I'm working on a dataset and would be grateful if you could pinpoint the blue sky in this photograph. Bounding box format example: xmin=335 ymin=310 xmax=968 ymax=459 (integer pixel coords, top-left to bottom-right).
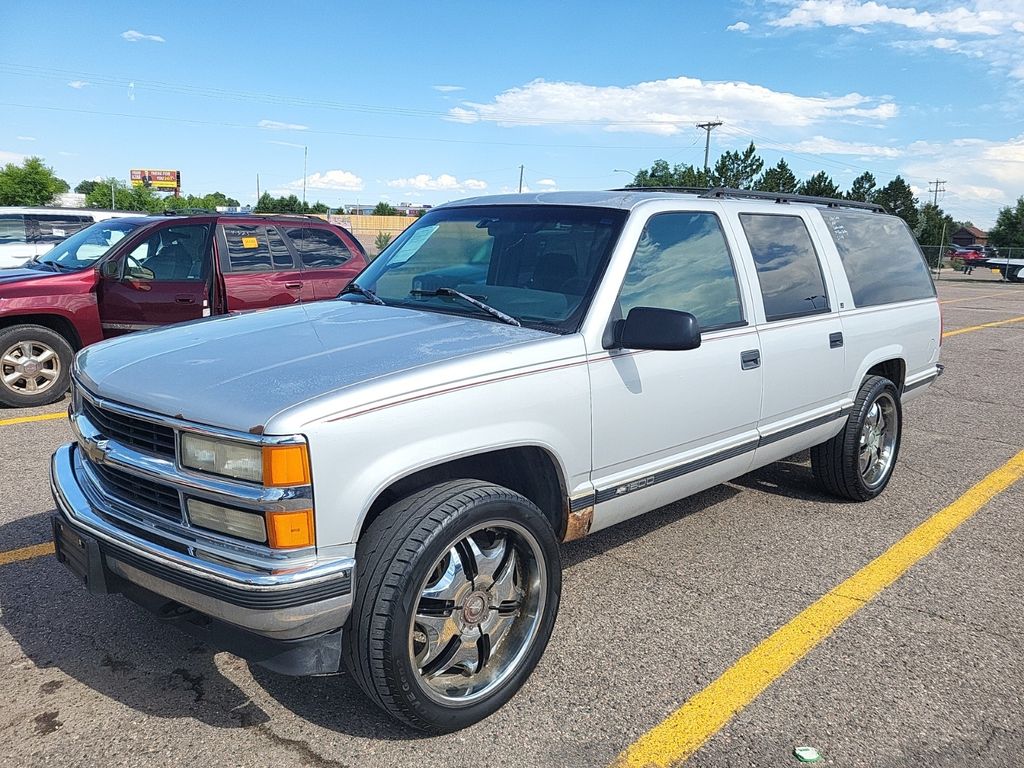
xmin=2 ymin=0 xmax=1023 ymax=226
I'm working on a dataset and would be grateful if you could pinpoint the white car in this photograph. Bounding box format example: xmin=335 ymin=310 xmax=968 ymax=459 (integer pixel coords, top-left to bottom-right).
xmin=0 ymin=207 xmax=129 ymax=268
xmin=51 ymin=189 xmax=942 ymax=732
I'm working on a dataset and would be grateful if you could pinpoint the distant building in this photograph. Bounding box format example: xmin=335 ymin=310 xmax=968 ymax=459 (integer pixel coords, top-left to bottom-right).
xmin=54 ymin=192 xmax=87 ymax=208
xmin=951 ymin=226 xmax=987 ymax=247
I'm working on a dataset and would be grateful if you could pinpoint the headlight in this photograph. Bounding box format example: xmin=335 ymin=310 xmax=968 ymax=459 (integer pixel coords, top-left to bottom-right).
xmin=187 ymin=498 xmax=267 ymax=543
xmin=180 ymin=434 xmax=311 ymax=487
xmin=181 ymin=434 xmax=262 ymax=482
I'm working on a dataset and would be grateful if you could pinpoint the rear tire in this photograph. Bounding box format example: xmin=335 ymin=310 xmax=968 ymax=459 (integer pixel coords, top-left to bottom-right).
xmin=342 ymin=479 xmax=561 ymax=732
xmin=811 ymin=375 xmax=902 ymax=501
xmin=0 ymin=325 xmax=74 ymax=408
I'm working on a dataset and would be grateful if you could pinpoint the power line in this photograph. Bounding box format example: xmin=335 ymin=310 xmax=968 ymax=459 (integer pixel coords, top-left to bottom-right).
xmin=929 ymin=179 xmax=947 ymax=206
xmin=696 ymin=121 xmax=723 ymax=173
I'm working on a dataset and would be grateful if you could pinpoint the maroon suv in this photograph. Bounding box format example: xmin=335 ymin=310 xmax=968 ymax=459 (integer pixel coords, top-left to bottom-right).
xmin=0 ymin=213 xmax=367 ymax=407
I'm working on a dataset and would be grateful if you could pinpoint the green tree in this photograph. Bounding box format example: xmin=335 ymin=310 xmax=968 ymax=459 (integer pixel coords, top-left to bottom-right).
xmin=308 ymin=201 xmax=329 ymax=214
xmin=84 ymin=178 xmax=163 ymax=212
xmin=916 ymin=203 xmax=955 ymax=248
xmin=0 ymin=156 xmax=70 ymax=206
xmin=374 ymin=231 xmax=393 ymax=251
xmin=372 ymin=201 xmax=398 ymax=216
xmin=874 ymin=175 xmax=919 ymax=230
xmin=797 ymin=171 xmax=841 ymax=198
xmin=987 ymin=197 xmax=1024 ymax=249
xmin=846 ymin=171 xmax=877 ymax=202
xmin=753 ymin=158 xmax=798 ymax=193
xmin=74 ymin=179 xmax=100 ymax=195
xmin=709 ymin=142 xmax=763 ymax=189
xmin=255 ymin=193 xmax=309 ymax=213
xmin=626 ymin=160 xmax=709 ymax=188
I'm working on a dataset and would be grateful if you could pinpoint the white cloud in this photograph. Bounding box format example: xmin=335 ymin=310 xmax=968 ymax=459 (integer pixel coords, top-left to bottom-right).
xmin=790 ymin=135 xmax=902 ymax=157
xmin=432 ymin=85 xmax=465 ymax=92
xmin=258 ymin=119 xmax=309 ymax=131
xmin=16 ymin=136 xmax=35 ymax=142
xmin=67 ymin=80 xmax=88 ymax=89
xmin=899 ymin=133 xmax=1024 ymax=226
xmin=727 ymin=21 xmax=751 ymax=32
xmin=536 ymin=178 xmax=557 ymax=187
xmin=267 ymin=139 xmax=307 ymax=148
xmin=387 ymin=174 xmax=487 ymax=191
xmin=448 ymin=76 xmax=898 ymax=135
xmin=770 ymin=1 xmax=1011 ymax=36
xmin=285 ymin=170 xmax=364 ymax=192
xmin=0 ymin=150 xmax=27 ymax=164
xmin=121 ymin=29 xmax=165 ymax=43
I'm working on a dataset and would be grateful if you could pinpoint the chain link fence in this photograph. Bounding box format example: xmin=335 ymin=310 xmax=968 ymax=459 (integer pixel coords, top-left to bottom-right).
xmin=919 ymin=245 xmax=1024 ymax=282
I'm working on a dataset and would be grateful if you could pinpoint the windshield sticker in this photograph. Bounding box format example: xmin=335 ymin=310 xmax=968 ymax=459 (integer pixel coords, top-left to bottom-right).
xmin=241 ymin=236 xmax=259 ymax=249
xmin=389 ymin=224 xmax=438 ymax=264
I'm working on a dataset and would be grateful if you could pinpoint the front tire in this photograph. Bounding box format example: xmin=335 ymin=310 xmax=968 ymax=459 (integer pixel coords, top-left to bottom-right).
xmin=811 ymin=375 xmax=902 ymax=501
xmin=343 ymin=480 xmax=561 ymax=732
xmin=0 ymin=325 xmax=74 ymax=408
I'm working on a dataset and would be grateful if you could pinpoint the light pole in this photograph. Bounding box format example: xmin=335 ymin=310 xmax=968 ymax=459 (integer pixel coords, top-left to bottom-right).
xmin=613 ymin=169 xmax=634 ymax=186
xmin=110 ymin=179 xmax=116 ymax=210
xmin=302 ymin=146 xmax=308 ymax=207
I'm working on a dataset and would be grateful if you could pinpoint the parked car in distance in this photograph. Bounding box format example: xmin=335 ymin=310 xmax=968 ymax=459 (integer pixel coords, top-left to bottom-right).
xmin=0 ymin=207 xmax=132 ymax=269
xmin=51 ymin=189 xmax=942 ymax=732
xmin=0 ymin=213 xmax=366 ymax=407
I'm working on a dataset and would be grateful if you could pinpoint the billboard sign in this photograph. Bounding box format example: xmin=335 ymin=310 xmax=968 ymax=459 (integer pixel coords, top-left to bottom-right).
xmin=130 ymin=169 xmax=180 ymax=190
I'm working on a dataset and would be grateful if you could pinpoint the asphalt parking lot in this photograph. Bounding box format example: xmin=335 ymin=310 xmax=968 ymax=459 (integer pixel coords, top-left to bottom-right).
xmin=1 ymin=277 xmax=1021 ymax=768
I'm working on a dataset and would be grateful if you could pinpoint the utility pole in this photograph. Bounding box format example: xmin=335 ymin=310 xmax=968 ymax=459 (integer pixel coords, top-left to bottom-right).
xmin=302 ymin=146 xmax=308 ymax=207
xmin=928 ymin=179 xmax=946 ymax=207
xmin=518 ymin=165 xmax=524 ymax=194
xmin=110 ymin=179 xmax=115 ymax=210
xmin=256 ymin=173 xmax=260 ymax=203
xmin=696 ymin=121 xmax=723 ymax=174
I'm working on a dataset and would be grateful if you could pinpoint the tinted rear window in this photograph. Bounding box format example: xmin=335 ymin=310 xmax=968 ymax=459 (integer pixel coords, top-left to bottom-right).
xmin=740 ymin=213 xmax=830 ymax=321
xmin=0 ymin=214 xmax=26 ymax=245
xmin=223 ymin=225 xmax=293 ymax=272
xmin=285 ymin=227 xmax=354 ymax=268
xmin=822 ymin=211 xmax=936 ymax=307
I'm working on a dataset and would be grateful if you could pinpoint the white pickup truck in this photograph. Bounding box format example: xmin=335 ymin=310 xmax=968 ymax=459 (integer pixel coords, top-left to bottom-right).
xmin=50 ymin=189 xmax=942 ymax=732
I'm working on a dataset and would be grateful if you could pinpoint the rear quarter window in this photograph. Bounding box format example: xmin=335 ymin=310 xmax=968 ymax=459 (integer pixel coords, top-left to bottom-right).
xmin=822 ymin=210 xmax=936 ymax=307
xmin=222 ymin=225 xmax=294 ymax=272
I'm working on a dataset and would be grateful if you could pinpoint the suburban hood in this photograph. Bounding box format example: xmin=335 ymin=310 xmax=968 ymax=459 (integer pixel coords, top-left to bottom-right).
xmin=75 ymin=301 xmax=551 ymax=432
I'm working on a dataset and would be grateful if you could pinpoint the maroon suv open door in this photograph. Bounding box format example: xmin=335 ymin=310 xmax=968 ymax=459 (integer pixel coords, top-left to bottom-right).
xmin=97 ymin=221 xmax=214 ymax=337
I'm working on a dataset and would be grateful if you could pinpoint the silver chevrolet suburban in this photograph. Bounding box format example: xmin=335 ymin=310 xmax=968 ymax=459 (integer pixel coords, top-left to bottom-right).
xmin=51 ymin=189 xmax=942 ymax=731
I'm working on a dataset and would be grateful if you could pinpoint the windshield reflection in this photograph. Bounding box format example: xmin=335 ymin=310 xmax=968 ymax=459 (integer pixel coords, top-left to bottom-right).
xmin=31 ymin=218 xmax=148 ymax=271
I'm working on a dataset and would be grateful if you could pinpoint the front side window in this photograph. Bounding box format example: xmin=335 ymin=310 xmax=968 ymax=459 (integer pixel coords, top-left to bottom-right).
xmin=286 ymin=227 xmax=354 ymax=268
xmin=0 ymin=214 xmax=26 ymax=245
xmin=740 ymin=213 xmax=830 ymax=321
xmin=123 ymin=224 xmax=210 ymax=281
xmin=222 ymin=225 xmax=293 ymax=272
xmin=29 ymin=215 xmax=93 ymax=245
xmin=351 ymin=205 xmax=627 ymax=333
xmin=822 ymin=210 xmax=935 ymax=307
xmin=618 ymin=212 xmax=744 ymax=331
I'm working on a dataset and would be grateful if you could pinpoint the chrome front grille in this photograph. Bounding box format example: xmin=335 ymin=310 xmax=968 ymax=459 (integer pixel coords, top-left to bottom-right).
xmin=82 ymin=399 xmax=176 ymax=458
xmin=89 ymin=461 xmax=183 ymax=522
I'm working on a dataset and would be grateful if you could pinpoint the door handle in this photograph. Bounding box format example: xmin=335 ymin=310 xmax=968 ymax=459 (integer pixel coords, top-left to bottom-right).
xmin=740 ymin=349 xmax=761 ymax=370
xmin=175 ymin=295 xmax=196 ymax=305
xmin=284 ymin=282 xmax=303 ymax=290
xmin=829 ymin=331 xmax=844 ymax=348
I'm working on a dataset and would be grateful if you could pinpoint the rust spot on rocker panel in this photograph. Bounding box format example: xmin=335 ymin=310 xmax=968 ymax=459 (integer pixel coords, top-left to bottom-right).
xmin=563 ymin=505 xmax=593 ymax=542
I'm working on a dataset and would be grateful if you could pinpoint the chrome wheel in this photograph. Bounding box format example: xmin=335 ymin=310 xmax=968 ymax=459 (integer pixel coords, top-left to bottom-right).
xmin=409 ymin=522 xmax=546 ymax=705
xmin=859 ymin=392 xmax=898 ymax=487
xmin=1 ymin=340 xmax=61 ymax=396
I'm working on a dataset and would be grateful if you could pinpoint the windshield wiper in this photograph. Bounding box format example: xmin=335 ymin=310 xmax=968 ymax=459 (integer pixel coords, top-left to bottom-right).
xmin=340 ymin=282 xmax=386 ymax=305
xmin=410 ymin=287 xmax=521 ymax=327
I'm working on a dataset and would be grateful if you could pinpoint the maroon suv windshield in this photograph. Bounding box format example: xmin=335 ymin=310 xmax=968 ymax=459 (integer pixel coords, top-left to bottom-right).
xmin=31 ymin=218 xmax=148 ymax=272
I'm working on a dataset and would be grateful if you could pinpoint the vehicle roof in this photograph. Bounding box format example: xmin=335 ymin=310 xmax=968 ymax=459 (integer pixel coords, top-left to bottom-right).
xmin=438 ymin=188 xmax=885 ymax=214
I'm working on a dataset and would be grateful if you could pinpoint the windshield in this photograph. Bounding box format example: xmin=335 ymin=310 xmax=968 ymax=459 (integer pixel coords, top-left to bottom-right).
xmin=346 ymin=205 xmax=627 ymax=333
xmin=33 ymin=218 xmax=149 ymax=271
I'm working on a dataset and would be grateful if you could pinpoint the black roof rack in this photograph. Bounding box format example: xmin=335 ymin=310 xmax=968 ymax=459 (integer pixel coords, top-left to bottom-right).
xmin=244 ymin=213 xmax=326 ymax=220
xmin=610 ymin=186 xmax=886 ymax=213
xmin=161 ymin=208 xmax=214 ymax=216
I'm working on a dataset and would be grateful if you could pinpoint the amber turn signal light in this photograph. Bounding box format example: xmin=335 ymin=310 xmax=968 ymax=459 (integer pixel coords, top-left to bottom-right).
xmin=266 ymin=509 xmax=315 ymax=549
xmin=262 ymin=444 xmax=311 ymax=487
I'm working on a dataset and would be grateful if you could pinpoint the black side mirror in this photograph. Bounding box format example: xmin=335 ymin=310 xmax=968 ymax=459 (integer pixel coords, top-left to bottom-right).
xmin=607 ymin=307 xmax=701 ymax=351
xmin=99 ymin=260 xmax=121 ymax=280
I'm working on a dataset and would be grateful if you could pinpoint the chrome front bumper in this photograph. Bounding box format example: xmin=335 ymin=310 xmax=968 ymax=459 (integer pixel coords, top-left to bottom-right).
xmin=50 ymin=443 xmax=355 ymax=642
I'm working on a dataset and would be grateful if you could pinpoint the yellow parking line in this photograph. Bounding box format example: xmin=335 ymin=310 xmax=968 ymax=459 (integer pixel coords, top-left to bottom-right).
xmin=938 ymin=292 xmax=1006 ymax=305
xmin=943 ymin=315 xmax=1024 ymax=338
xmin=0 ymin=542 xmax=54 ymax=566
xmin=614 ymin=449 xmax=1024 ymax=768
xmin=0 ymin=412 xmax=66 ymax=427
